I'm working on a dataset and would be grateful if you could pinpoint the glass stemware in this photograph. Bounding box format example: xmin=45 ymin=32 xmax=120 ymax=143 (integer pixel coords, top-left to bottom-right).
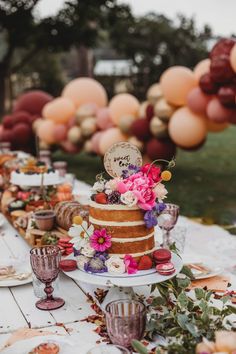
xmin=30 ymin=245 xmax=65 ymax=310
xmin=105 ymin=300 xmax=146 ymax=348
xmin=158 ymin=203 xmax=180 ymax=248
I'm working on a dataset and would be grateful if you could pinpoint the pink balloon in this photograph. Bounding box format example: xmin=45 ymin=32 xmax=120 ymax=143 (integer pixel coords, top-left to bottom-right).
xmin=230 ymin=44 xmax=236 ymax=73
xmin=62 ymin=78 xmax=108 ymax=108
xmin=67 ymin=116 xmax=76 ymax=129
xmin=99 ymin=128 xmax=127 ymax=155
xmin=109 ymin=94 xmax=140 ymax=125
xmin=37 ymin=120 xmax=56 ymax=144
xmin=160 ymin=66 xmax=197 ymax=106
xmin=91 ymin=131 xmax=104 ymax=154
xmin=96 ymin=108 xmax=114 ymax=130
xmin=54 ymin=124 xmax=68 ymax=142
xmin=42 ymin=97 xmax=76 ymax=124
xmin=194 ymin=59 xmax=211 ymax=81
xmin=187 ymin=87 xmax=211 ymax=115
xmin=60 ymin=140 xmax=81 ymax=154
xmin=207 ymin=98 xmax=235 ymax=123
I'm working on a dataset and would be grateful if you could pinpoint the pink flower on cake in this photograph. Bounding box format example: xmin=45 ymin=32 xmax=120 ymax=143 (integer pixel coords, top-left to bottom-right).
xmin=90 ymin=229 xmax=112 ymax=252
xmin=105 ymin=177 xmax=121 ymax=194
xmin=124 ymin=254 xmax=138 ymax=274
xmin=154 ymin=183 xmax=168 ymax=202
xmin=141 ymin=163 xmax=161 ymax=183
xmin=134 ymin=187 xmax=156 ymax=210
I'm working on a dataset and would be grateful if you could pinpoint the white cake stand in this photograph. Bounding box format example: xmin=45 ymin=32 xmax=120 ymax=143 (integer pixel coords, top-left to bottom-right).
xmin=62 ymin=253 xmax=183 ymax=309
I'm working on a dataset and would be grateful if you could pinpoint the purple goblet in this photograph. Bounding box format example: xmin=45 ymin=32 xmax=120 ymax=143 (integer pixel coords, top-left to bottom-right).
xmin=30 ymin=245 xmax=65 ymax=310
xmin=158 ymin=203 xmax=180 ymax=247
xmin=105 ymin=300 xmax=146 ymax=348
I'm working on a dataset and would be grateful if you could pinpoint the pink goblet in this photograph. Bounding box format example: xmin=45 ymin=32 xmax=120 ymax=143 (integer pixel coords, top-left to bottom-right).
xmin=30 ymin=246 xmax=65 ymax=310
xmin=158 ymin=203 xmax=180 ymax=247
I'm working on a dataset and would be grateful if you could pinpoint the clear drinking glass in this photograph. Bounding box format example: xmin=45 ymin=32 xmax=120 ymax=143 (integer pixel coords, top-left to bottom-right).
xmin=105 ymin=300 xmax=146 ymax=348
xmin=169 ymin=225 xmax=186 ymax=254
xmin=30 ymin=245 xmax=65 ymax=310
xmin=87 ymin=344 xmax=130 ymax=353
xmin=158 ymin=203 xmax=180 ymax=248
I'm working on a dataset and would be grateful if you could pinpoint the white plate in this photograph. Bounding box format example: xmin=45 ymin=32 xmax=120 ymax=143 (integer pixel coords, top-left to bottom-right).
xmin=0 ymin=214 xmax=5 ymax=228
xmin=0 ymin=262 xmax=32 ymax=287
xmin=186 ymin=263 xmax=222 ymax=280
xmin=0 ymin=335 xmax=76 ymax=354
xmin=82 ymin=267 xmax=157 ymax=278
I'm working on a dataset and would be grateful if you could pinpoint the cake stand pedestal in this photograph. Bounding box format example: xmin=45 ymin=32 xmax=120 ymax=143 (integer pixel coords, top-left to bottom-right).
xmin=63 ymin=253 xmax=183 ymax=310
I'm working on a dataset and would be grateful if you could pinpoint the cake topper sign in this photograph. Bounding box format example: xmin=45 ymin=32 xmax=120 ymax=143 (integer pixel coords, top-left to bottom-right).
xmin=104 ymin=142 xmax=143 ymax=178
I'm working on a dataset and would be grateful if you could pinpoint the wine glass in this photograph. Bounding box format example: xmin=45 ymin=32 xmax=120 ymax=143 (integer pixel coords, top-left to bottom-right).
xmin=105 ymin=300 xmax=146 ymax=348
xmin=158 ymin=203 xmax=180 ymax=248
xmin=30 ymin=245 xmax=65 ymax=310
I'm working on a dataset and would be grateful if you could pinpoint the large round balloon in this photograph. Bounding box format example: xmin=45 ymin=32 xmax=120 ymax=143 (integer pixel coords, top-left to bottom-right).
xmin=62 ymin=78 xmax=108 ymax=108
xmin=96 ymin=108 xmax=114 ymax=130
xmin=109 ymin=93 xmax=140 ymax=125
xmin=187 ymin=87 xmax=211 ymax=115
xmin=207 ymin=98 xmax=235 ymax=123
xmin=37 ymin=120 xmax=56 ymax=144
xmin=193 ymin=59 xmax=211 ymax=81
xmin=13 ymin=90 xmax=53 ymax=116
xmin=206 ymin=120 xmax=229 ymax=132
xmin=99 ymin=128 xmax=127 ymax=155
xmin=160 ymin=66 xmax=197 ymax=106
xmin=13 ymin=123 xmax=32 ymax=145
xmin=42 ymin=97 xmax=76 ymax=124
xmin=146 ymin=138 xmax=176 ymax=160
xmin=131 ymin=118 xmax=151 ymax=142
xmin=230 ymin=44 xmax=236 ymax=72
xmin=168 ymin=107 xmax=207 ymax=148
xmin=210 ymin=38 xmax=236 ymax=59
xmin=54 ymin=124 xmax=68 ymax=142
xmin=210 ymin=54 xmax=235 ymax=84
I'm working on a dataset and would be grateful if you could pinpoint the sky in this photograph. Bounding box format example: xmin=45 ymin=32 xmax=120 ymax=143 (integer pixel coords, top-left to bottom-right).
xmin=35 ymin=0 xmax=236 ymax=37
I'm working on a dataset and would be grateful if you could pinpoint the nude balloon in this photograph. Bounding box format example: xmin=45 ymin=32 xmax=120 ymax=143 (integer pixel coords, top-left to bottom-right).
xmin=54 ymin=124 xmax=68 ymax=142
xmin=37 ymin=120 xmax=56 ymax=144
xmin=43 ymin=97 xmax=76 ymax=124
xmin=91 ymin=131 xmax=104 ymax=154
xmin=207 ymin=98 xmax=235 ymax=123
xmin=193 ymin=59 xmax=211 ymax=81
xmin=62 ymin=78 xmax=108 ymax=108
xmin=168 ymin=107 xmax=207 ymax=148
xmin=160 ymin=66 xmax=197 ymax=106
xmin=96 ymin=107 xmax=114 ymax=130
xmin=230 ymin=44 xmax=236 ymax=73
xmin=109 ymin=93 xmax=140 ymax=125
xmin=99 ymin=128 xmax=127 ymax=155
xmin=187 ymin=87 xmax=211 ymax=115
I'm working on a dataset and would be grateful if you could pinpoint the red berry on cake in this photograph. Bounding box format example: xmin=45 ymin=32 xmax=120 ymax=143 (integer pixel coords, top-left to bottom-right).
xmin=138 ymin=255 xmax=153 ymax=270
xmin=95 ymin=192 xmax=107 ymax=204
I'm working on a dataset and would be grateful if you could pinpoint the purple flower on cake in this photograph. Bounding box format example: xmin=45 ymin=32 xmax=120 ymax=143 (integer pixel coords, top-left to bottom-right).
xmin=141 ymin=163 xmax=161 ymax=183
xmin=122 ymin=165 xmax=140 ymax=179
xmin=120 ymin=191 xmax=138 ymax=207
xmin=144 ymin=210 xmax=158 ymax=228
xmin=154 ymin=202 xmax=166 ymax=213
xmin=124 ymin=254 xmax=138 ymax=274
xmin=154 ymin=183 xmax=168 ymax=202
xmin=84 ymin=255 xmax=108 ymax=273
xmin=106 ymin=256 xmax=126 ymax=274
xmin=90 ymin=228 xmax=112 ymax=252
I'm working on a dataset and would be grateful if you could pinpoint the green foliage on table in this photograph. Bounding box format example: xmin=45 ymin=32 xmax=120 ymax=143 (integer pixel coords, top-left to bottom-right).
xmin=133 ymin=269 xmax=236 ymax=354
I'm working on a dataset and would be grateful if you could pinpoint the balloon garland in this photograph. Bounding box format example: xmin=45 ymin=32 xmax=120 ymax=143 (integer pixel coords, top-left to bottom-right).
xmin=1 ymin=38 xmax=236 ymax=159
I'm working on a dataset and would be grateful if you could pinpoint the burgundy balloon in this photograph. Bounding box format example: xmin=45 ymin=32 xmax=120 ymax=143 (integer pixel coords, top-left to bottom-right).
xmin=0 ymin=129 xmax=13 ymax=142
xmin=13 ymin=90 xmax=53 ymax=116
xmin=146 ymin=104 xmax=154 ymax=121
xmin=228 ymin=111 xmax=236 ymax=124
xmin=218 ymin=85 xmax=236 ymax=107
xmin=12 ymin=110 xmax=31 ymax=125
xmin=207 ymin=97 xmax=235 ymax=123
xmin=2 ymin=115 xmax=15 ymax=129
xmin=210 ymin=38 xmax=236 ymax=59
xmin=199 ymin=73 xmax=218 ymax=94
xmin=13 ymin=123 xmax=32 ymax=145
xmin=131 ymin=119 xmax=151 ymax=141
xmin=146 ymin=138 xmax=176 ymax=160
xmin=210 ymin=54 xmax=235 ymax=84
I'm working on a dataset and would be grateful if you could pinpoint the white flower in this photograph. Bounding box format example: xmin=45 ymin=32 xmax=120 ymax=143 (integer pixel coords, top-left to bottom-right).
xmin=92 ymin=181 xmax=105 ymax=193
xmin=120 ymin=191 xmax=138 ymax=207
xmin=105 ymin=256 xmax=126 ymax=274
xmin=81 ymin=243 xmax=96 ymax=257
xmin=105 ymin=178 xmax=121 ymax=192
xmin=154 ymin=183 xmax=168 ymax=202
xmin=76 ymin=255 xmax=90 ymax=270
xmin=69 ymin=221 xmax=94 ymax=251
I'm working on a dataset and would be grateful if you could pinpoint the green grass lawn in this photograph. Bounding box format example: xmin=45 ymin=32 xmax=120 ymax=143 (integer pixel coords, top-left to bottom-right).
xmin=53 ymin=126 xmax=236 ymax=225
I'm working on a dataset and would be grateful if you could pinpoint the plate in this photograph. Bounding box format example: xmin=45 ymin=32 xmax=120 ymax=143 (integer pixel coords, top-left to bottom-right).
xmin=0 ymin=262 xmax=32 ymax=287
xmin=82 ymin=267 xmax=157 ymax=278
xmin=0 ymin=214 xmax=5 ymax=228
xmin=185 ymin=262 xmax=222 ymax=280
xmin=0 ymin=335 xmax=76 ymax=354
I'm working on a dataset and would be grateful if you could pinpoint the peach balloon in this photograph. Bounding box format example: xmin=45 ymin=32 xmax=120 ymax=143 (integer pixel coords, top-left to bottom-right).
xmin=99 ymin=128 xmax=127 ymax=155
xmin=54 ymin=124 xmax=67 ymax=142
xmin=187 ymin=87 xmax=211 ymax=115
xmin=96 ymin=107 xmax=114 ymax=130
xmin=109 ymin=93 xmax=140 ymax=125
xmin=62 ymin=78 xmax=107 ymax=108
xmin=37 ymin=120 xmax=56 ymax=144
xmin=168 ymin=107 xmax=207 ymax=148
xmin=42 ymin=97 xmax=75 ymax=124
xmin=207 ymin=120 xmax=229 ymax=132
xmin=230 ymin=44 xmax=236 ymax=73
xmin=207 ymin=98 xmax=234 ymax=123
xmin=193 ymin=59 xmax=211 ymax=81
xmin=91 ymin=131 xmax=104 ymax=154
xmin=160 ymin=66 xmax=197 ymax=106
xmin=147 ymin=83 xmax=162 ymax=104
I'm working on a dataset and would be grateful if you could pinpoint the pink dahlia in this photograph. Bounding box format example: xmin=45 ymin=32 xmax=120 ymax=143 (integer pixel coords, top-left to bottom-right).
xmin=141 ymin=163 xmax=161 ymax=183
xmin=90 ymin=229 xmax=112 ymax=252
xmin=124 ymin=254 xmax=138 ymax=274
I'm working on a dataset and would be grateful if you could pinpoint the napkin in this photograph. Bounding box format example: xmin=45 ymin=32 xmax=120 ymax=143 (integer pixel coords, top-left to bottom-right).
xmin=190 ymin=275 xmax=230 ymax=292
xmin=2 ymin=328 xmax=54 ymax=348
